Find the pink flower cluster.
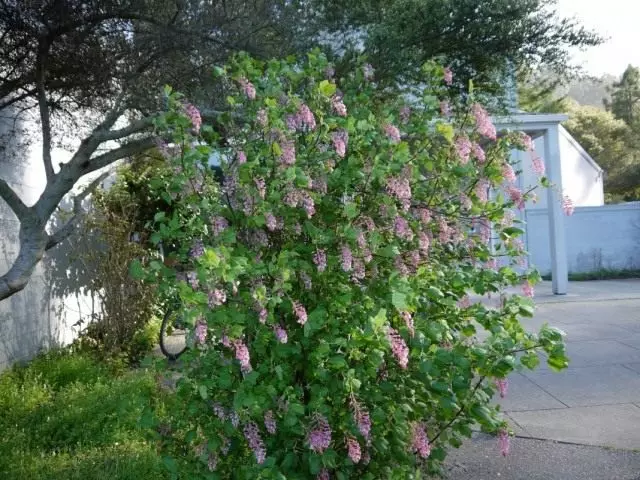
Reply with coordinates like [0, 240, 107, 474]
[279, 139, 296, 165]
[401, 311, 415, 337]
[353, 406, 371, 441]
[264, 410, 277, 434]
[495, 378, 509, 398]
[532, 156, 545, 176]
[502, 162, 516, 183]
[472, 142, 486, 163]
[332, 129, 348, 157]
[410, 422, 431, 459]
[287, 103, 317, 131]
[562, 195, 574, 216]
[443, 66, 453, 86]
[387, 327, 409, 369]
[317, 469, 330, 480]
[498, 428, 510, 456]
[236, 150, 247, 164]
[331, 95, 347, 116]
[308, 415, 332, 453]
[274, 325, 288, 343]
[256, 108, 268, 127]
[243, 422, 266, 463]
[341, 245, 353, 272]
[254, 177, 266, 199]
[400, 106, 411, 123]
[384, 123, 401, 143]
[238, 77, 256, 100]
[522, 280, 534, 298]
[194, 320, 207, 345]
[507, 186, 525, 209]
[419, 232, 431, 254]
[233, 339, 252, 373]
[394, 215, 414, 241]
[313, 249, 327, 272]
[208, 288, 226, 307]
[293, 301, 307, 325]
[475, 179, 489, 202]
[184, 103, 202, 133]
[346, 436, 361, 463]
[455, 136, 472, 164]
[265, 212, 278, 231]
[386, 175, 412, 210]
[472, 103, 497, 140]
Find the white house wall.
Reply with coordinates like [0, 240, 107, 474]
[526, 203, 640, 274]
[0, 109, 95, 370]
[522, 129, 604, 210]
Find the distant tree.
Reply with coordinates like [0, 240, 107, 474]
[564, 100, 640, 200]
[605, 65, 640, 126]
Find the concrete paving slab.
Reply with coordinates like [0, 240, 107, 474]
[558, 340, 640, 368]
[496, 373, 567, 412]
[623, 363, 640, 375]
[619, 334, 640, 350]
[443, 433, 640, 480]
[547, 322, 634, 342]
[522, 365, 640, 406]
[508, 403, 640, 450]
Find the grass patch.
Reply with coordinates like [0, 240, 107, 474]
[541, 268, 640, 282]
[0, 349, 167, 479]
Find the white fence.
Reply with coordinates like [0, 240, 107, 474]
[526, 203, 640, 274]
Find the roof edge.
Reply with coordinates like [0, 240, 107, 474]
[558, 124, 604, 173]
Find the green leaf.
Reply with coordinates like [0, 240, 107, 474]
[198, 385, 208, 400]
[391, 291, 408, 310]
[369, 309, 387, 332]
[129, 259, 145, 280]
[436, 123, 455, 143]
[154, 211, 166, 222]
[343, 202, 358, 220]
[318, 80, 336, 96]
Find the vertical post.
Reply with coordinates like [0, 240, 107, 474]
[543, 124, 568, 294]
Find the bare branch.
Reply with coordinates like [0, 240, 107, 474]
[82, 136, 156, 175]
[35, 37, 54, 180]
[94, 116, 155, 143]
[0, 178, 29, 219]
[45, 172, 109, 250]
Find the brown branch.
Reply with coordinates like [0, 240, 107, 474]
[94, 116, 154, 143]
[0, 178, 29, 219]
[35, 37, 54, 180]
[83, 136, 157, 175]
[45, 172, 109, 250]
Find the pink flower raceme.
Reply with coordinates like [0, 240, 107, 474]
[207, 453, 217, 471]
[308, 415, 332, 453]
[298, 103, 316, 130]
[498, 428, 510, 456]
[331, 95, 347, 116]
[238, 77, 256, 100]
[194, 320, 207, 345]
[419, 232, 431, 254]
[460, 193, 472, 211]
[472, 142, 486, 163]
[519, 132, 534, 151]
[341, 245, 353, 272]
[346, 436, 361, 463]
[256, 108, 268, 127]
[495, 378, 509, 398]
[265, 212, 278, 231]
[384, 123, 401, 143]
[562, 195, 575, 215]
[243, 422, 266, 464]
[184, 103, 202, 133]
[475, 179, 489, 202]
[208, 289, 226, 307]
[472, 103, 497, 140]
[502, 162, 516, 183]
[279, 139, 296, 165]
[259, 308, 268, 324]
[457, 295, 471, 309]
[211, 216, 229, 236]
[386, 176, 412, 208]
[400, 106, 411, 123]
[410, 422, 431, 459]
[186, 271, 199, 289]
[387, 327, 409, 369]
[233, 339, 252, 373]
[507, 186, 525, 210]
[189, 239, 205, 258]
[317, 469, 330, 480]
[237, 150, 247, 164]
[353, 406, 371, 441]
[254, 177, 266, 199]
[274, 325, 288, 343]
[332, 129, 348, 157]
[293, 301, 307, 325]
[443, 66, 453, 85]
[522, 280, 534, 298]
[532, 156, 545, 176]
[301, 192, 315, 218]
[394, 215, 414, 241]
[313, 249, 327, 272]
[264, 410, 277, 435]
[401, 311, 415, 337]
[455, 136, 472, 164]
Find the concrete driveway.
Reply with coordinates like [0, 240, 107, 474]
[443, 280, 640, 479]
[501, 279, 640, 450]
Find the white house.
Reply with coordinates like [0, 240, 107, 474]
[498, 114, 640, 290]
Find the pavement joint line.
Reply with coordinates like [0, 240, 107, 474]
[519, 371, 571, 408]
[523, 362, 640, 373]
[510, 433, 639, 451]
[617, 341, 640, 352]
[620, 364, 640, 376]
[507, 401, 640, 411]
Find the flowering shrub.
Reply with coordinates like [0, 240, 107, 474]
[141, 52, 568, 478]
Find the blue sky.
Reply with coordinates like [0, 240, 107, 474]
[556, 0, 640, 76]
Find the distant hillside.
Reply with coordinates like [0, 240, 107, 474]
[557, 74, 617, 109]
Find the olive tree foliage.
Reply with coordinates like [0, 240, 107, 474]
[138, 52, 568, 479]
[0, 0, 302, 301]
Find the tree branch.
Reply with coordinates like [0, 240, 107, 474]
[94, 116, 154, 143]
[82, 136, 157, 175]
[36, 37, 54, 180]
[0, 178, 29, 219]
[45, 172, 109, 250]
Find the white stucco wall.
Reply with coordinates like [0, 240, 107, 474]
[525, 203, 640, 274]
[0, 109, 93, 370]
[519, 126, 604, 210]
